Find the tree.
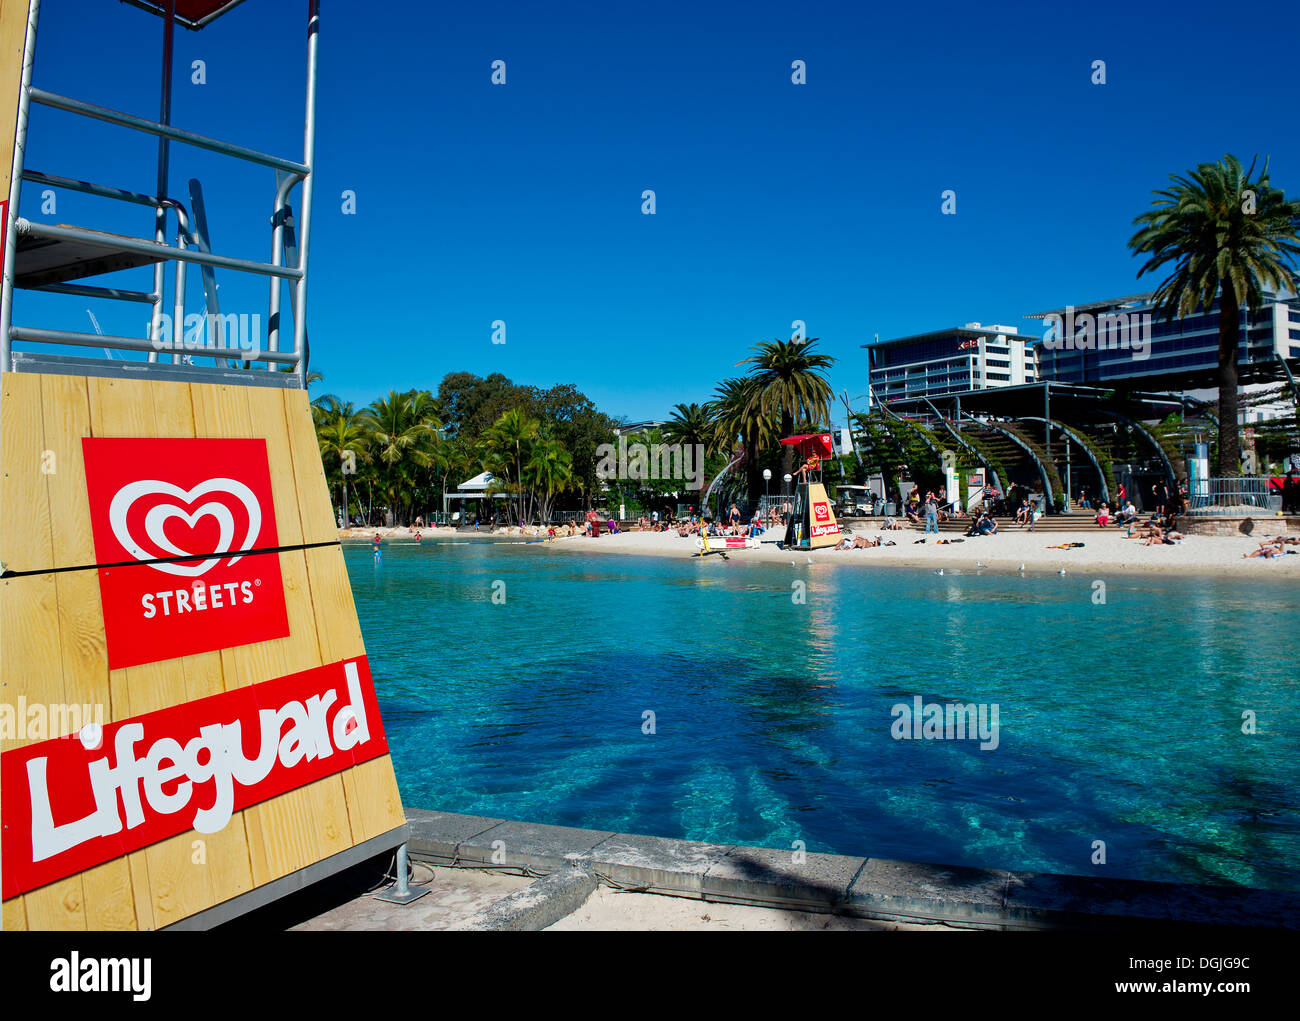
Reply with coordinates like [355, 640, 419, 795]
[481, 408, 541, 524]
[312, 395, 369, 525]
[664, 402, 712, 456]
[365, 389, 439, 524]
[525, 432, 574, 523]
[740, 337, 835, 479]
[1129, 154, 1300, 476]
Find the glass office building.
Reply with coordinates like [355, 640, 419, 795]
[1028, 292, 1300, 389]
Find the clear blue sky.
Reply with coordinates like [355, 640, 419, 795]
[14, 0, 1300, 422]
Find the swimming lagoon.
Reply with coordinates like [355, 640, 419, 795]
[347, 540, 1300, 891]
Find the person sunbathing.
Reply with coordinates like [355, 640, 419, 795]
[880, 517, 904, 530]
[834, 535, 882, 550]
[1243, 544, 1284, 558]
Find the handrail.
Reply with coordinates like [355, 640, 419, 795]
[15, 219, 303, 280]
[32, 282, 156, 303]
[22, 170, 191, 232]
[8, 325, 297, 363]
[28, 88, 309, 175]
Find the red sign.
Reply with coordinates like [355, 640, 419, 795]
[1, 656, 387, 900]
[82, 438, 290, 669]
[810, 500, 840, 537]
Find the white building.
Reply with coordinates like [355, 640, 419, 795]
[865, 323, 1036, 409]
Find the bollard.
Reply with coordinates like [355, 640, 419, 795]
[374, 842, 430, 904]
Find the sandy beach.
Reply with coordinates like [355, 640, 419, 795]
[538, 523, 1300, 578]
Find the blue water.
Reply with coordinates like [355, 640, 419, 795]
[346, 540, 1300, 890]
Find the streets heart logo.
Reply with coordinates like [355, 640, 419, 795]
[82, 438, 290, 668]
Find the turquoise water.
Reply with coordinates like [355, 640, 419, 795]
[346, 541, 1300, 890]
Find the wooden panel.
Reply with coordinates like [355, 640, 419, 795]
[241, 549, 355, 885]
[1, 0, 33, 198]
[284, 388, 339, 543]
[248, 385, 304, 546]
[1, 893, 27, 930]
[41, 374, 93, 570]
[3, 372, 405, 929]
[0, 371, 54, 573]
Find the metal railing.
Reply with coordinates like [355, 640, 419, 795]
[1, 0, 320, 385]
[1184, 476, 1280, 515]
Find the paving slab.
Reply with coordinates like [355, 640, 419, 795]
[846, 858, 1012, 926]
[290, 865, 534, 931]
[589, 834, 734, 895]
[405, 809, 505, 861]
[455, 868, 597, 931]
[457, 819, 616, 871]
[702, 845, 866, 908]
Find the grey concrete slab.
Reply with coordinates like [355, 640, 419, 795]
[457, 819, 616, 871]
[590, 834, 734, 895]
[405, 809, 504, 861]
[398, 809, 1298, 931]
[1002, 872, 1174, 928]
[702, 845, 866, 908]
[291, 865, 534, 931]
[455, 868, 597, 931]
[846, 858, 1013, 926]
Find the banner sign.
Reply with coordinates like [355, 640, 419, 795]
[81, 438, 290, 669]
[1, 656, 387, 900]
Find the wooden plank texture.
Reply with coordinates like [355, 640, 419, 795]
[2, 372, 405, 929]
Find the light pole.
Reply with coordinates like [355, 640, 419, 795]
[763, 468, 772, 511]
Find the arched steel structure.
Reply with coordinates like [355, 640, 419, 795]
[963, 416, 1055, 508]
[1018, 416, 1111, 506]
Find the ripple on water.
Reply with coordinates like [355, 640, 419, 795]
[346, 543, 1300, 890]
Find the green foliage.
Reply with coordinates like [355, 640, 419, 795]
[1129, 154, 1300, 475]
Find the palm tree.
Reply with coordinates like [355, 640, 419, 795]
[481, 408, 541, 524]
[312, 395, 370, 525]
[664, 402, 712, 456]
[525, 434, 574, 523]
[709, 376, 770, 500]
[1129, 154, 1300, 476]
[365, 389, 439, 524]
[741, 337, 835, 479]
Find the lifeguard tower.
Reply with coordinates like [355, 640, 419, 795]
[1, 1, 411, 930]
[780, 432, 842, 549]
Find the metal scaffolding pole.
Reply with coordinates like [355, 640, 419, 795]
[1, 0, 40, 372]
[291, 0, 320, 387]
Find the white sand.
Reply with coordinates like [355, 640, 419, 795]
[543, 524, 1300, 578]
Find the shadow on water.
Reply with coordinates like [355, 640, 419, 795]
[345, 543, 1300, 891]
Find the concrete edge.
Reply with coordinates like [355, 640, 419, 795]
[403, 808, 1299, 932]
[453, 867, 597, 931]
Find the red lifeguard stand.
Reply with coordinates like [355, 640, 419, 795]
[780, 433, 842, 549]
